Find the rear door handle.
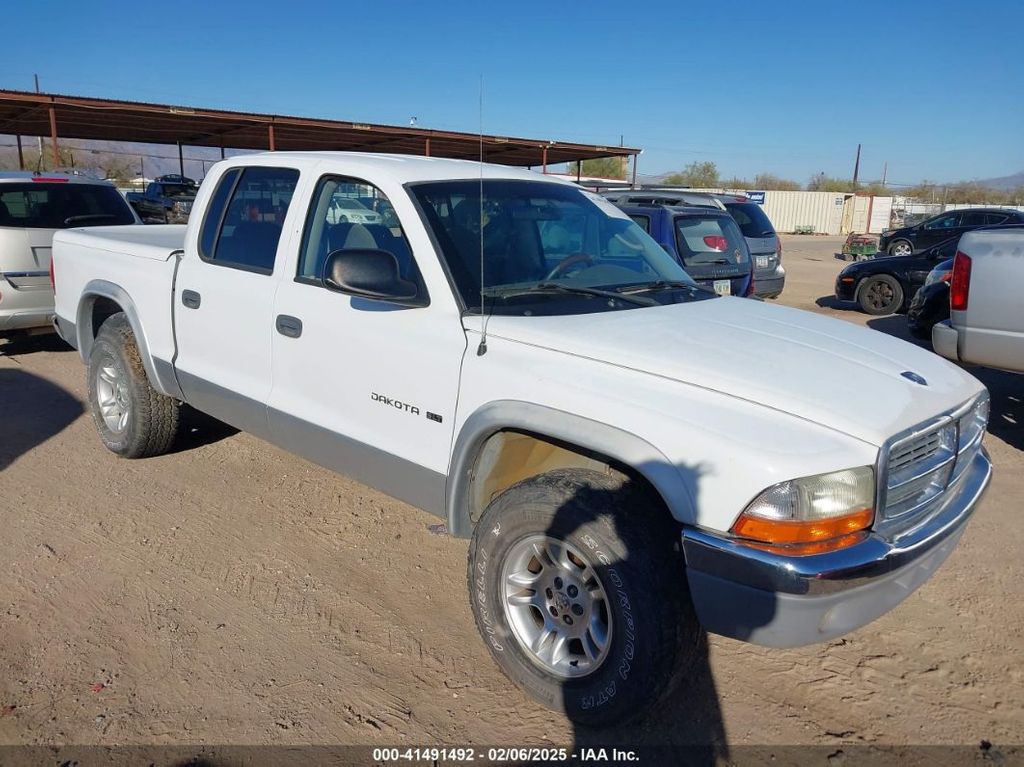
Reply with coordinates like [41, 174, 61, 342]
[181, 289, 201, 309]
[276, 314, 303, 338]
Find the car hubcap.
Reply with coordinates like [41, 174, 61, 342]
[501, 534, 613, 678]
[96, 355, 130, 433]
[893, 242, 911, 256]
[867, 281, 895, 310]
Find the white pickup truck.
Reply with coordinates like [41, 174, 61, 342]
[933, 226, 1024, 372]
[53, 152, 992, 725]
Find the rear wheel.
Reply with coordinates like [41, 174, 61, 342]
[857, 274, 904, 315]
[467, 468, 698, 726]
[87, 313, 179, 458]
[888, 239, 913, 257]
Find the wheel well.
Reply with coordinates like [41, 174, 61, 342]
[89, 296, 124, 340]
[467, 430, 671, 528]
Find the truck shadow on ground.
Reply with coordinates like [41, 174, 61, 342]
[0, 333, 74, 357]
[0, 368, 83, 471]
[866, 316, 1023, 451]
[168, 406, 240, 454]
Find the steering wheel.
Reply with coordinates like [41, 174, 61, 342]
[545, 253, 594, 280]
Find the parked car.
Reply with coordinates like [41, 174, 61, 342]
[614, 202, 754, 297]
[1, 171, 137, 338]
[878, 207, 1024, 257]
[907, 258, 953, 340]
[53, 152, 991, 725]
[834, 234, 960, 315]
[933, 226, 1024, 372]
[126, 174, 198, 223]
[327, 195, 383, 225]
[603, 190, 784, 297]
[719, 197, 784, 298]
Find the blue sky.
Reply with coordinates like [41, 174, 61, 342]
[2, 0, 1022, 184]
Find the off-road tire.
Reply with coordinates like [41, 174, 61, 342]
[467, 468, 699, 726]
[87, 312, 179, 458]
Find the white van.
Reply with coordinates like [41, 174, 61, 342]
[1, 172, 137, 337]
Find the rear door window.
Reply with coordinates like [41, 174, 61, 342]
[961, 212, 989, 226]
[984, 212, 1009, 225]
[203, 166, 299, 274]
[924, 212, 960, 230]
[674, 215, 750, 266]
[0, 183, 135, 229]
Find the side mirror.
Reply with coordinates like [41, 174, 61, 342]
[322, 249, 420, 304]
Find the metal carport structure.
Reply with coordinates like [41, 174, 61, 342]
[0, 89, 639, 179]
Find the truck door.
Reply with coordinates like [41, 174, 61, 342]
[173, 165, 301, 439]
[268, 174, 465, 515]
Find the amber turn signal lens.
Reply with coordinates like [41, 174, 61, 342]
[732, 507, 874, 546]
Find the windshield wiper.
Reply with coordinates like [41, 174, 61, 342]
[616, 280, 697, 295]
[482, 282, 656, 306]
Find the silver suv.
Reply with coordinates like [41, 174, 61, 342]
[1, 172, 137, 337]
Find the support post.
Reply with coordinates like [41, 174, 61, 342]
[177, 141, 185, 177]
[220, 144, 225, 160]
[48, 105, 60, 168]
[631, 153, 639, 189]
[268, 124, 275, 151]
[16, 134, 24, 170]
[542, 145, 548, 174]
[424, 137, 431, 157]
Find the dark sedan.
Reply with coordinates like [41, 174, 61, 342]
[835, 235, 960, 314]
[878, 207, 1024, 257]
[907, 259, 952, 340]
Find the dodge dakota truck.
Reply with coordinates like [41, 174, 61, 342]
[52, 152, 992, 725]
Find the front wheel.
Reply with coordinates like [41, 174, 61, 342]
[467, 469, 698, 726]
[87, 313, 180, 458]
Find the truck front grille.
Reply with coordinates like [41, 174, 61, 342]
[878, 394, 989, 532]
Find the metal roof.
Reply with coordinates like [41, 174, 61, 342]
[0, 89, 638, 167]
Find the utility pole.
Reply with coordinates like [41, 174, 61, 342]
[34, 74, 43, 165]
[881, 162, 888, 186]
[852, 143, 861, 187]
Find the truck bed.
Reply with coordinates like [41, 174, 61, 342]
[58, 224, 186, 260]
[52, 225, 185, 395]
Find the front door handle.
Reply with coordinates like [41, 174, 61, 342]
[276, 314, 303, 338]
[181, 289, 201, 309]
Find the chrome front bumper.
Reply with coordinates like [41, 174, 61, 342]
[681, 448, 992, 647]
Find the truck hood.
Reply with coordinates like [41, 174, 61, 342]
[477, 297, 984, 446]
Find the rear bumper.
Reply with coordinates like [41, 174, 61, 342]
[932, 320, 960, 362]
[682, 448, 991, 648]
[753, 267, 785, 298]
[0, 274, 55, 332]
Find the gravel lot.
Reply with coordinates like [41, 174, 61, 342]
[1, 235, 1022, 750]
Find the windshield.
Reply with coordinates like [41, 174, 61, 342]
[674, 214, 750, 267]
[410, 179, 698, 315]
[0, 183, 136, 229]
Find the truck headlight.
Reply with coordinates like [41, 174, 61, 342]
[731, 466, 875, 554]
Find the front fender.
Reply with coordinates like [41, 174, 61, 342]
[445, 400, 697, 538]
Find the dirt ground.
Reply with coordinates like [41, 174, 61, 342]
[1, 235, 1022, 750]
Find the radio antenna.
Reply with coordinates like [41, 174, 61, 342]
[476, 74, 490, 356]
